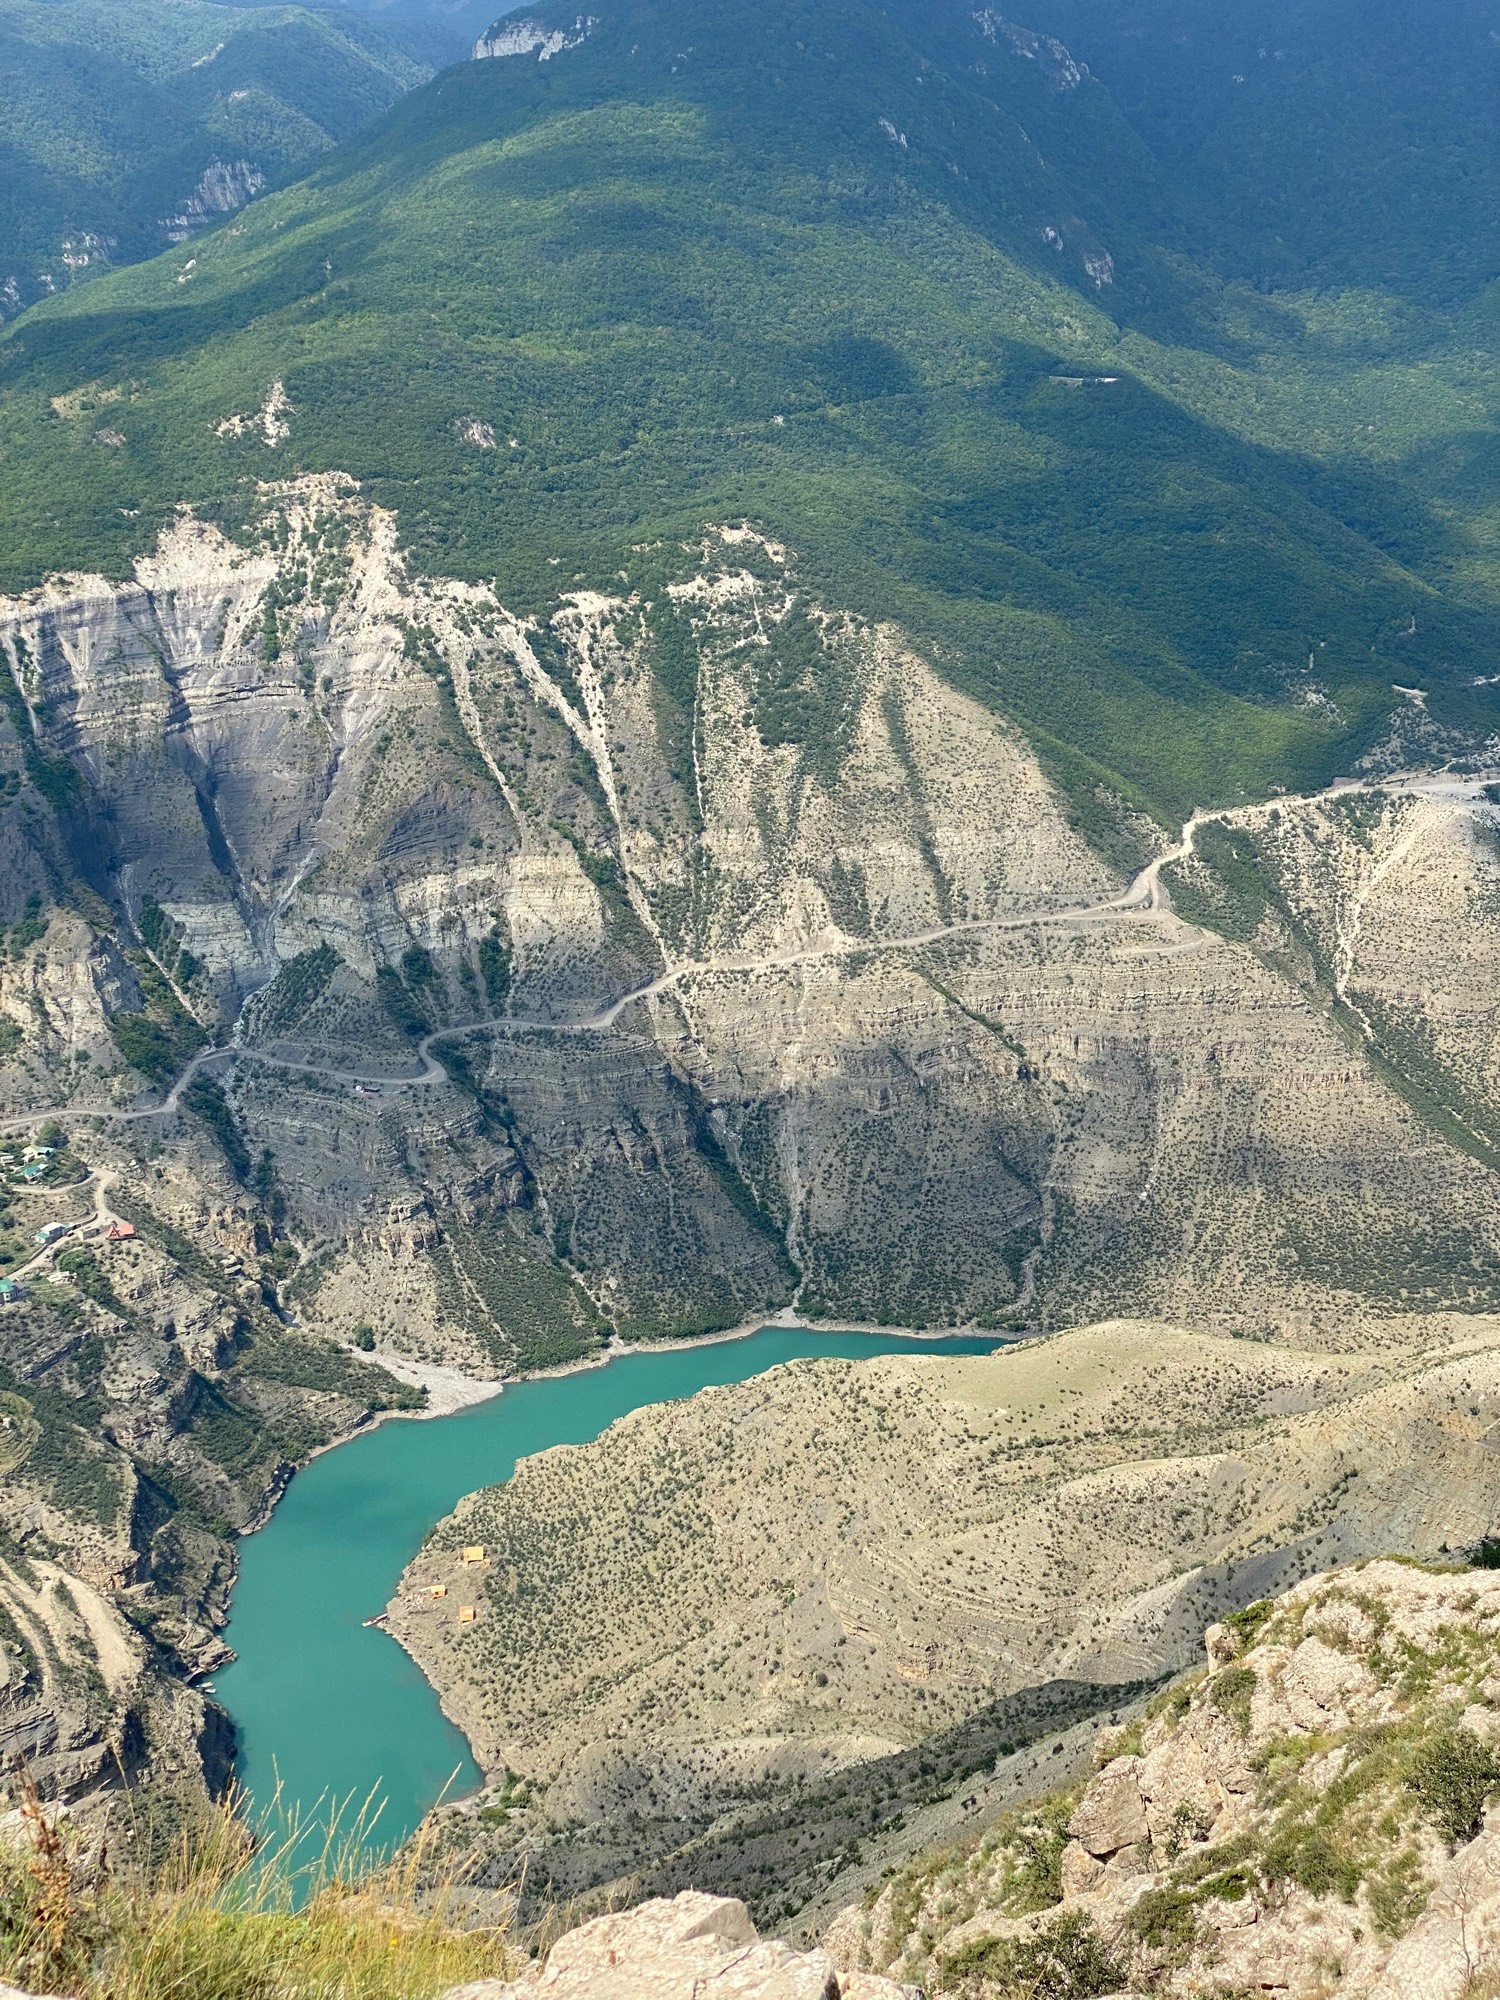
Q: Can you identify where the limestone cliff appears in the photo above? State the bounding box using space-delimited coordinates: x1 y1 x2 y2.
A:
0 1127 418 1833
3 478 1500 1365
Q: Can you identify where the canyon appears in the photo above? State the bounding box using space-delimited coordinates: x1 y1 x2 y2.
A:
0 474 1498 1935
0 5 1499 1996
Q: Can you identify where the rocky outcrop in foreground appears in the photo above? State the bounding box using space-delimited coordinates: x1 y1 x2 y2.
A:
447 1890 915 1999
834 1558 1500 1997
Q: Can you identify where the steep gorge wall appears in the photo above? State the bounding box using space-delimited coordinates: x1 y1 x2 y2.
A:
2 479 1500 1832
2 480 1500 1361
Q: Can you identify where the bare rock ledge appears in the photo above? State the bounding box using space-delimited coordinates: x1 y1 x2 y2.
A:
445 1891 921 1999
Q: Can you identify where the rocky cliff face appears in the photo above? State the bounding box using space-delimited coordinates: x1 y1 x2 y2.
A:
3 477 1500 1365
0 1120 419 1833
835 1557 1500 1998
0 477 1119 1359
1166 783 1500 1187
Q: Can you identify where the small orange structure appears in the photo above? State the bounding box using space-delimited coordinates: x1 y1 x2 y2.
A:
427 1584 448 1599
459 1545 488 1566
103 1221 136 1241
457 1604 477 1624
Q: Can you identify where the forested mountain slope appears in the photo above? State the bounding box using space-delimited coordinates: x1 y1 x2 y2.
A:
1040 0 1500 301
2 0 1497 821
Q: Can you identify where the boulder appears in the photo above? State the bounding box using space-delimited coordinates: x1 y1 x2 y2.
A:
1100 1841 1151 1884
1203 1621 1241 1668
1068 1756 1148 1858
1138 1730 1226 1855
1059 1839 1105 1895
1275 1635 1381 1734
445 1892 919 1999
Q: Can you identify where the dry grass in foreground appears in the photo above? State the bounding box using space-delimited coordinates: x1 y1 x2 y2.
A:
0 1771 517 2000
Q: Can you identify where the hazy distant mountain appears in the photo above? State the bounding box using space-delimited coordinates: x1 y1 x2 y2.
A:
0 0 444 317
327 0 506 57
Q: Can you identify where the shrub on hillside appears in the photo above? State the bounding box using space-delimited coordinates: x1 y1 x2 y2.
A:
939 1910 1123 1999
1408 1728 1500 1848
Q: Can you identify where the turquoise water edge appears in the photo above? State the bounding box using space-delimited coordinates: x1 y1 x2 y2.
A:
215 1327 998 1857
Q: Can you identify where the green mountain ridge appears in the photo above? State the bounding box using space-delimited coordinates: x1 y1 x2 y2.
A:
1 0 1497 820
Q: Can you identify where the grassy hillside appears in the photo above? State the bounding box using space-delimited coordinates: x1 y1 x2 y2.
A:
1 0 1497 819
0 0 437 315
0 1787 514 2000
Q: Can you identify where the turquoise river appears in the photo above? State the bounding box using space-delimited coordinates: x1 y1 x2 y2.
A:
215 1326 998 1855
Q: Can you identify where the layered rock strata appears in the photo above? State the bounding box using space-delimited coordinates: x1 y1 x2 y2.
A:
4 482 1500 1362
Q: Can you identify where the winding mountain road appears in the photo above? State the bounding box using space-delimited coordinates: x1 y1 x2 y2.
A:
3 766 1488 1140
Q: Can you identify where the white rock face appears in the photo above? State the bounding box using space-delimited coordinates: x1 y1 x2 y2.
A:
972 10 1087 89
1369 1818 1500 1998
472 16 595 60
162 158 266 242
214 378 291 445
6 478 1500 1346
446 1891 915 1998
1069 1755 1148 1857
